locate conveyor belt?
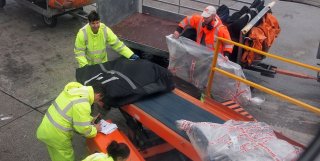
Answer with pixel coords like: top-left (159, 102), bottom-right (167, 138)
top-left (134, 92), bottom-right (224, 139)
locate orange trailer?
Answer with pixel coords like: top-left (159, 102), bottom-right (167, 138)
top-left (86, 120), bottom-right (145, 161)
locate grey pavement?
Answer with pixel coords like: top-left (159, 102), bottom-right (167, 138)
top-left (0, 91), bottom-right (48, 161)
top-left (283, 0), bottom-right (320, 8)
top-left (0, 1), bottom-right (108, 160)
top-left (0, 0), bottom-right (319, 161)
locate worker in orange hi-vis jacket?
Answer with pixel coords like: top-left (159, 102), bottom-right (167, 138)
top-left (173, 6), bottom-right (234, 58)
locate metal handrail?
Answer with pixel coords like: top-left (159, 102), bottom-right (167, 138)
top-left (206, 37), bottom-right (320, 115)
top-left (142, 0), bottom-right (254, 15)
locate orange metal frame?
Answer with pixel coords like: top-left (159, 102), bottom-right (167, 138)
top-left (121, 88), bottom-right (305, 160)
top-left (121, 89), bottom-right (254, 160)
top-left (173, 89), bottom-right (252, 121)
top-left (140, 143), bottom-right (175, 158)
top-left (86, 120), bottom-right (145, 161)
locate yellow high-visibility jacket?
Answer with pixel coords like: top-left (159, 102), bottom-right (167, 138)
top-left (83, 153), bottom-right (114, 161)
top-left (37, 82), bottom-right (97, 148)
top-left (74, 23), bottom-right (134, 67)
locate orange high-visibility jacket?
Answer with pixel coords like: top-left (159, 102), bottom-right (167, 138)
top-left (178, 14), bottom-right (234, 54)
top-left (241, 13), bottom-right (280, 65)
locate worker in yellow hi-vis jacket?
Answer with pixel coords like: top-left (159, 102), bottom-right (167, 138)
top-left (36, 81), bottom-right (105, 161)
top-left (74, 10), bottom-right (139, 68)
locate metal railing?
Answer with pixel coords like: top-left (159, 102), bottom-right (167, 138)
top-left (206, 37), bottom-right (320, 115)
top-left (142, 0), bottom-right (253, 15)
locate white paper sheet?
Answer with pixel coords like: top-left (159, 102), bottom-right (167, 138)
top-left (99, 120), bottom-right (118, 135)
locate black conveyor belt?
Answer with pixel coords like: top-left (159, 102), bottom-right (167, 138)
top-left (134, 92), bottom-right (224, 139)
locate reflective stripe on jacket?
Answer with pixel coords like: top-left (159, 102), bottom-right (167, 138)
top-left (178, 14), bottom-right (234, 54)
top-left (74, 23), bottom-right (134, 67)
top-left (38, 82), bottom-right (97, 139)
top-left (82, 153), bottom-right (114, 161)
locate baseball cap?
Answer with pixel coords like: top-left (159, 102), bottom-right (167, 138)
top-left (201, 6), bottom-right (216, 18)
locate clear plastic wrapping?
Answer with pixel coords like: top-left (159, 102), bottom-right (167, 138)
top-left (166, 35), bottom-right (263, 105)
top-left (177, 120), bottom-right (302, 161)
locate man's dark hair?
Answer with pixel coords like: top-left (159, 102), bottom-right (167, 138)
top-left (89, 80), bottom-right (105, 98)
top-left (88, 10), bottom-right (100, 22)
top-left (107, 141), bottom-right (130, 160)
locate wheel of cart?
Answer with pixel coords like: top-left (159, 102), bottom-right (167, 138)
top-left (42, 15), bottom-right (57, 27)
top-left (0, 0), bottom-right (6, 8)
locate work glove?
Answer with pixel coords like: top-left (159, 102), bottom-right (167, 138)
top-left (173, 31), bottom-right (180, 39)
top-left (223, 51), bottom-right (231, 60)
top-left (129, 54), bottom-right (140, 60)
